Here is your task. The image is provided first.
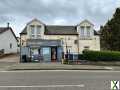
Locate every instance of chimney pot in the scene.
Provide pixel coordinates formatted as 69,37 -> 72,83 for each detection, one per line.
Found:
7,22 -> 10,28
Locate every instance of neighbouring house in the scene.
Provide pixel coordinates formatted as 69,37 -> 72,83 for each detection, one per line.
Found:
0,24 -> 18,54
20,18 -> 100,62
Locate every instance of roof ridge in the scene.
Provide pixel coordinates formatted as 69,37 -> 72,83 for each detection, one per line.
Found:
46,25 -> 75,27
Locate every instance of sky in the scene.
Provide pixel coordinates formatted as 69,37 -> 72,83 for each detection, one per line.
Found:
0,0 -> 119,36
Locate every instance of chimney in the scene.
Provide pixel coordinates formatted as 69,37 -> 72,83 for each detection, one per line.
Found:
7,22 -> 10,28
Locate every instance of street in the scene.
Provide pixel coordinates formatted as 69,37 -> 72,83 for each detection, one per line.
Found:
0,70 -> 119,90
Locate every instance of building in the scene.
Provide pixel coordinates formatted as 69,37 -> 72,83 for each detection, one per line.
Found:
0,25 -> 18,54
20,18 -> 100,62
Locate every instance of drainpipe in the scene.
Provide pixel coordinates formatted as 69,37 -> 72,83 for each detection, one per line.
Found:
77,34 -> 80,54
20,34 -> 22,63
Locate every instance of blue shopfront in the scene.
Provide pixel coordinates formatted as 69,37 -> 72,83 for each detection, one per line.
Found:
20,39 -> 63,62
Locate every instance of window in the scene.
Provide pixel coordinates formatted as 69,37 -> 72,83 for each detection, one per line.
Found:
80,26 -> 85,37
84,46 -> 90,50
86,26 -> 91,37
36,25 -> 41,38
74,40 -> 78,44
10,43 -> 12,49
30,25 -> 35,38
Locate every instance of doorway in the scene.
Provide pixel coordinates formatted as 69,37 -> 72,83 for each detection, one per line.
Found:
51,47 -> 57,62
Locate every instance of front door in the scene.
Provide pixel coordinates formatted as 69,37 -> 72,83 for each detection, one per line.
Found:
51,47 -> 57,62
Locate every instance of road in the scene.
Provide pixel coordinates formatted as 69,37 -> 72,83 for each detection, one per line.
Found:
0,70 -> 120,90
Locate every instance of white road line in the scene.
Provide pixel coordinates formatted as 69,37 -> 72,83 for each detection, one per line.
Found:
0,70 -> 119,73
0,85 -> 85,88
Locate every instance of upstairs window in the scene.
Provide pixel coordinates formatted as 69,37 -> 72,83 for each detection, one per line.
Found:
86,26 -> 91,37
30,25 -> 35,38
80,26 -> 85,37
36,25 -> 41,38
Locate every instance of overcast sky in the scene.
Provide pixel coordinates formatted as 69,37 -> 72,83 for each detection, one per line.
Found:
0,0 -> 119,36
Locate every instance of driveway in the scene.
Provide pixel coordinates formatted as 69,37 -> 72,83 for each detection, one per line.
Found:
0,54 -> 19,70
0,54 -> 19,63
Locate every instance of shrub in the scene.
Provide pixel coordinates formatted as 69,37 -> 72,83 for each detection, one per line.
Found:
83,50 -> 120,61
63,59 -> 68,64
78,54 -> 85,60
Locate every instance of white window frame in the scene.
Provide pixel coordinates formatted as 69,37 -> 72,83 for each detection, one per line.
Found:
30,25 -> 35,39
36,25 -> 41,38
86,26 -> 91,37
80,26 -> 85,37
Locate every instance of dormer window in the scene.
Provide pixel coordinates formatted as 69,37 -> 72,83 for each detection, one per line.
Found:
30,25 -> 42,39
86,26 -> 91,37
30,25 -> 35,38
80,26 -> 85,37
36,25 -> 41,38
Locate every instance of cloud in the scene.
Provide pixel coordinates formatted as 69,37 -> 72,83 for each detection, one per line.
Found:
0,15 -> 14,23
0,0 -> 119,36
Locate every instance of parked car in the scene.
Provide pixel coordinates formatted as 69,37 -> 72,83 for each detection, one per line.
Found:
31,54 -> 43,62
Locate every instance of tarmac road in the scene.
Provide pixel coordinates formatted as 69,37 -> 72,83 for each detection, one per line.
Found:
0,70 -> 119,90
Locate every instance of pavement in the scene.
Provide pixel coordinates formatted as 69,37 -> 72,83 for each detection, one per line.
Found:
8,63 -> 115,71
0,54 -> 120,71
0,70 -> 120,90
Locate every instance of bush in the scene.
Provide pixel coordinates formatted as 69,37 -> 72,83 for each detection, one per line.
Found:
63,59 -> 68,64
83,50 -> 120,61
78,54 -> 85,60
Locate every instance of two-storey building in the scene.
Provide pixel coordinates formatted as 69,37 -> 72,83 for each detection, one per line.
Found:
20,18 -> 100,62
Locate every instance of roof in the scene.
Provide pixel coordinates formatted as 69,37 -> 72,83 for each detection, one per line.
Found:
45,26 -> 78,35
94,30 -> 99,35
79,19 -> 94,26
27,18 -> 45,25
0,27 -> 9,34
27,39 -> 61,47
20,25 -> 78,35
20,25 -> 99,36
0,27 -> 18,41
20,26 -> 27,34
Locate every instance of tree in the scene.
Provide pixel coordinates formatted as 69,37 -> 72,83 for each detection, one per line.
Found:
100,8 -> 120,51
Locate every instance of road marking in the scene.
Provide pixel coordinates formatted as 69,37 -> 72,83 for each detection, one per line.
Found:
0,85 -> 84,88
0,70 -> 120,73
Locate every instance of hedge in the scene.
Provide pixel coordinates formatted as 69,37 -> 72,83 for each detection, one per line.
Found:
83,50 -> 120,61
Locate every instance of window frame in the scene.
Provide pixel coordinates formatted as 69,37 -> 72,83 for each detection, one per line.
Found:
36,25 -> 41,38
80,26 -> 85,37
30,25 -> 35,38
86,26 -> 91,37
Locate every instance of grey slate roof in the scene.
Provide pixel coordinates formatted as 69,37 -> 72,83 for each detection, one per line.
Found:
45,26 -> 78,35
0,27 -> 18,41
20,25 -> 99,35
27,39 -> 61,47
20,26 -> 27,34
0,27 -> 9,34
20,25 -> 78,35
94,30 -> 99,35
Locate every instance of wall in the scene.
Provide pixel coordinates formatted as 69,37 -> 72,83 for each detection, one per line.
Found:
78,36 -> 100,53
44,35 -> 78,54
0,29 -> 18,54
